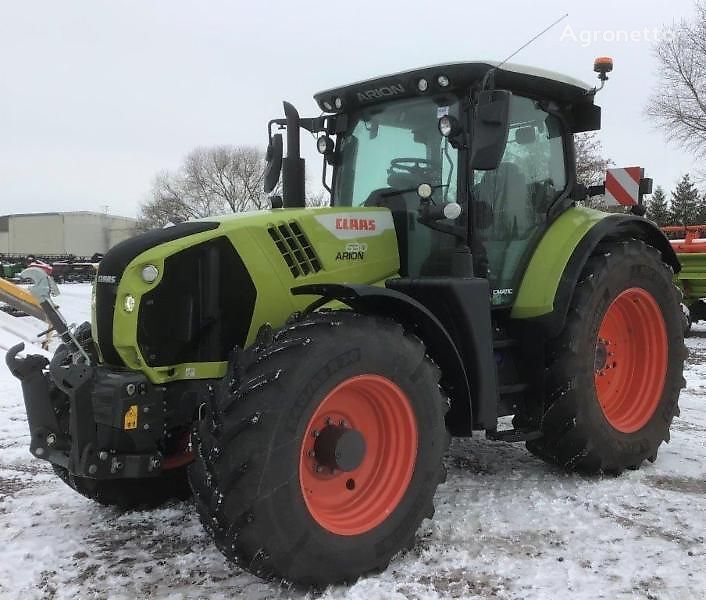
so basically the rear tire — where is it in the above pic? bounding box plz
[189,311,449,586]
[681,303,692,338]
[526,240,685,473]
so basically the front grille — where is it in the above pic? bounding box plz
[95,221,219,367]
[268,221,322,278]
[137,236,256,367]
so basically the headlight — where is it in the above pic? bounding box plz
[123,294,136,313]
[141,264,159,283]
[417,183,433,199]
[317,136,334,154]
[438,115,461,138]
[417,78,429,92]
[443,202,462,219]
[437,74,450,88]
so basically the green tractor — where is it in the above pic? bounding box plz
[7,59,685,586]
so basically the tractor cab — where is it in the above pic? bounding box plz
[265,61,602,304]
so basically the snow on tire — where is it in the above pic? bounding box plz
[188,311,449,586]
[527,239,686,474]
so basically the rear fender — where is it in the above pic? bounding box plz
[513,206,679,336]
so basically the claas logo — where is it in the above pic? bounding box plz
[335,218,376,231]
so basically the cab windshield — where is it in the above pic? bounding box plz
[333,96,460,207]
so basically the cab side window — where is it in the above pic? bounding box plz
[474,95,567,303]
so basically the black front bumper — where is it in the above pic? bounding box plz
[6,343,175,480]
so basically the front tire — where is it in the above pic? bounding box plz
[189,311,449,586]
[527,240,685,473]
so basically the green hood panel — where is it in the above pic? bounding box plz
[511,206,608,319]
[108,207,399,383]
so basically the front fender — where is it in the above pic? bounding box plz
[512,206,679,336]
[291,283,473,433]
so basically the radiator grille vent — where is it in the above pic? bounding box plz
[268,221,322,278]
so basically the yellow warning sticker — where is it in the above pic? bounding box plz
[124,405,138,430]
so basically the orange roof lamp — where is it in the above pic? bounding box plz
[594,56,613,92]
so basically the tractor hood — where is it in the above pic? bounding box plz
[93,207,399,384]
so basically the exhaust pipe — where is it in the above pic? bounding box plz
[282,101,306,208]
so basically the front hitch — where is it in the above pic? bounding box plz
[6,343,69,467]
[6,342,48,379]
[7,342,169,479]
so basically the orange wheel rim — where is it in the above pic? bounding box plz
[162,432,193,469]
[594,287,668,433]
[299,374,418,536]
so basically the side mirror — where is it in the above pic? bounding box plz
[264,133,283,193]
[470,90,511,171]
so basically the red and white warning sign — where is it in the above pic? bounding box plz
[604,167,641,206]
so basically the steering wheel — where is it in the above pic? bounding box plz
[388,158,437,177]
[387,158,441,190]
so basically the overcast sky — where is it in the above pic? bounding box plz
[0,0,700,218]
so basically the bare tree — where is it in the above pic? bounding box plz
[137,171,219,231]
[139,145,272,229]
[647,3,706,156]
[573,132,614,209]
[574,132,613,187]
[306,188,330,208]
[183,146,270,212]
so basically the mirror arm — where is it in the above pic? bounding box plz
[417,219,466,239]
[267,118,287,140]
[321,154,331,194]
[587,184,605,197]
[299,116,327,134]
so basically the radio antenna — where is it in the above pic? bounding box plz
[481,13,569,88]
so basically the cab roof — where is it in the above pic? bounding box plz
[314,61,595,113]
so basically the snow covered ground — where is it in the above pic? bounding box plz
[0,284,704,599]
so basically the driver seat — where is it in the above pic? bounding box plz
[475,162,528,291]
[476,162,528,238]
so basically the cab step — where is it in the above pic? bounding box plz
[492,338,519,349]
[486,428,542,443]
[498,383,530,395]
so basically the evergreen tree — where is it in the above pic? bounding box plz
[668,174,700,226]
[695,191,706,225]
[645,186,670,225]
